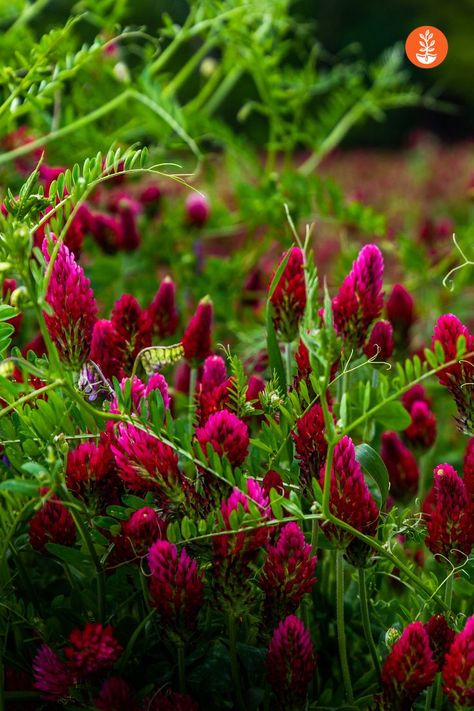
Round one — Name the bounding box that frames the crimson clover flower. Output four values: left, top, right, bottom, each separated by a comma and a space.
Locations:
386, 283, 415, 340
63, 623, 122, 677
147, 276, 179, 338
424, 614, 455, 669
29, 495, 77, 552
332, 244, 384, 349
260, 522, 317, 623
182, 296, 213, 366
293, 403, 327, 493
363, 319, 394, 360
32, 644, 74, 701
442, 615, 474, 707
379, 621, 437, 709
320, 435, 379, 548
148, 540, 204, 640
432, 314, 474, 432
380, 432, 420, 501
424, 463, 474, 563
43, 238, 97, 368
269, 246, 306, 343
195, 409, 249, 468
266, 615, 315, 711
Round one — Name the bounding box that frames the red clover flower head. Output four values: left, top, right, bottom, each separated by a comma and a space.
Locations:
463, 437, 474, 500
380, 432, 420, 501
442, 616, 474, 707
266, 615, 315, 711
424, 614, 455, 669
363, 320, 394, 360
32, 644, 74, 701
424, 463, 474, 563
147, 276, 179, 338
386, 284, 415, 337
63, 623, 121, 677
195, 409, 249, 468
186, 192, 210, 227
89, 319, 127, 380
182, 296, 213, 366
43, 239, 97, 368
95, 677, 138, 711
111, 294, 152, 367
320, 435, 379, 547
269, 247, 306, 342
380, 621, 437, 708
29, 496, 77, 552
260, 522, 317, 622
147, 540, 204, 638
293, 403, 327, 492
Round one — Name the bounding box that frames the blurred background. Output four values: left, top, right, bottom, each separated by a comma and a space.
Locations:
32, 0, 474, 146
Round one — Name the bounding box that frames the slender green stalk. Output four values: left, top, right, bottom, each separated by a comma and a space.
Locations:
311, 516, 319, 554
163, 38, 216, 98
425, 686, 434, 711
336, 551, 353, 703
228, 614, 245, 711
358, 568, 381, 676
177, 642, 186, 693
0, 379, 63, 419
61, 488, 106, 622
188, 367, 197, 431
434, 575, 453, 709
284, 342, 292, 387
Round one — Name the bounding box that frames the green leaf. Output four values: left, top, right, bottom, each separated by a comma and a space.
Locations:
375, 402, 411, 431
106, 505, 131, 520
355, 443, 389, 507
269, 488, 283, 520
45, 543, 90, 567
0, 479, 40, 495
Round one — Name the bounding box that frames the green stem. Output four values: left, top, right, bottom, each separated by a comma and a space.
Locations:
336, 551, 353, 703
0, 379, 63, 419
311, 516, 319, 554
177, 642, 186, 693
228, 614, 245, 711
358, 568, 381, 676
434, 575, 453, 709
61, 488, 106, 621
425, 686, 434, 711
284, 342, 292, 387
188, 367, 197, 431
163, 38, 216, 98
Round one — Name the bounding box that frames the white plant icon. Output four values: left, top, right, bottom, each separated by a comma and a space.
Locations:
416, 28, 437, 64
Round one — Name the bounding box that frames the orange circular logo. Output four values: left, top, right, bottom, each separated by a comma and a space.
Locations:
405, 26, 448, 69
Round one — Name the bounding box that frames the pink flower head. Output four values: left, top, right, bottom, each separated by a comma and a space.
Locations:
147, 540, 204, 638
95, 677, 138, 711
386, 284, 415, 337
29, 496, 77, 552
260, 522, 317, 622
63, 623, 121, 677
332, 244, 384, 348
90, 319, 127, 380
197, 356, 232, 424
292, 403, 327, 493
320, 435, 379, 547
463, 438, 474, 500
363, 320, 394, 360
32, 644, 73, 701
269, 247, 306, 342
201, 355, 228, 391
182, 296, 213, 365
403, 399, 437, 449
88, 211, 123, 254
424, 614, 455, 669
146, 372, 171, 409
186, 192, 210, 227
66, 435, 118, 503
442, 616, 474, 707
214, 478, 270, 559
139, 183, 161, 212
111, 294, 152, 369
266, 615, 315, 711
380, 621, 437, 707
110, 192, 142, 251
432, 314, 474, 386
43, 239, 97, 368
195, 409, 249, 468
380, 432, 420, 500
110, 375, 146, 414
123, 506, 167, 555
147, 276, 179, 338
112, 423, 184, 505
424, 463, 474, 563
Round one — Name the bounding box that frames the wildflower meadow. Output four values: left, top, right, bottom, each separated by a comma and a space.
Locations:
0, 2, 473, 710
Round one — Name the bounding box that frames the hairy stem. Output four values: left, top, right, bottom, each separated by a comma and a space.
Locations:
177, 641, 186, 693
358, 567, 381, 676
434, 575, 453, 709
336, 550, 353, 703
